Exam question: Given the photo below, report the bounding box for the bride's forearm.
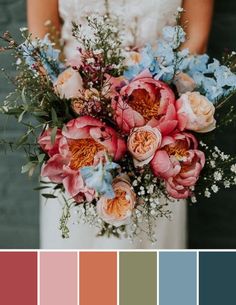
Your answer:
[181,0,214,54]
[27,0,61,39]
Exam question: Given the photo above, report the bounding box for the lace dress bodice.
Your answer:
[59,0,182,59]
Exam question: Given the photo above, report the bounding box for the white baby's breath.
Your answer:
[230,164,236,174]
[205,189,211,198]
[224,181,230,188]
[211,185,219,193]
[214,171,222,181]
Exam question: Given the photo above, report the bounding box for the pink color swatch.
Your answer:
[80,252,117,305]
[40,252,77,305]
[0,252,37,305]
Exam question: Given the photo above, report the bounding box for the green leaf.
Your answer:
[42,193,57,199]
[21,162,34,174]
[34,186,50,191]
[51,107,58,123]
[16,134,28,149]
[38,153,45,163]
[18,110,26,123]
[21,87,27,103]
[32,111,49,117]
[51,126,58,145]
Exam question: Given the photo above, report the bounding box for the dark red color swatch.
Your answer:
[0,252,37,305]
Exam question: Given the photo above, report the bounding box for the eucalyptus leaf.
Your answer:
[18,110,26,123]
[34,186,50,191]
[51,126,58,144]
[21,87,27,103]
[38,153,45,163]
[51,107,58,123]
[16,134,28,148]
[42,193,57,199]
[21,162,34,173]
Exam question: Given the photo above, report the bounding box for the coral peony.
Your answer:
[112,70,176,133]
[151,132,205,199]
[40,116,126,202]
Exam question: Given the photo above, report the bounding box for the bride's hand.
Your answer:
[181,0,214,54]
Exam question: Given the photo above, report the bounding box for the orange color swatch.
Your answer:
[80,252,117,305]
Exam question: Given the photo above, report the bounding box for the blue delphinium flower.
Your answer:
[19,34,65,82]
[162,25,186,49]
[183,54,236,102]
[124,64,141,80]
[80,160,120,199]
[214,65,236,88]
[124,25,188,82]
[202,77,224,101]
[187,54,209,74]
[124,44,160,80]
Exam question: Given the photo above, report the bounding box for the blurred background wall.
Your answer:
[0,0,39,248]
[188,0,236,249]
[0,0,235,248]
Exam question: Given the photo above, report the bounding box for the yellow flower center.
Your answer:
[129,89,160,122]
[105,190,130,218]
[68,138,105,170]
[165,141,189,161]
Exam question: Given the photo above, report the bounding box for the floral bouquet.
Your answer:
[1,12,236,241]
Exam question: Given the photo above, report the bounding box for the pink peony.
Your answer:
[54,67,83,99]
[97,175,136,227]
[62,116,127,161]
[151,132,205,199]
[38,129,62,157]
[165,150,205,199]
[112,70,176,133]
[128,125,162,167]
[176,92,216,133]
[40,116,126,202]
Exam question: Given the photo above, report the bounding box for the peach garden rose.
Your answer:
[176,91,216,133]
[54,67,83,99]
[128,125,162,167]
[97,175,136,227]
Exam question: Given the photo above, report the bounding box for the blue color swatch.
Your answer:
[159,252,197,305]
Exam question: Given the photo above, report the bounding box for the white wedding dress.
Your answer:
[40,0,187,249]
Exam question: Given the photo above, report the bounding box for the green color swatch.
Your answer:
[119,252,157,305]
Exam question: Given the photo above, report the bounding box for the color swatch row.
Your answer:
[0,251,235,305]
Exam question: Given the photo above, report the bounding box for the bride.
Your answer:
[27,0,214,249]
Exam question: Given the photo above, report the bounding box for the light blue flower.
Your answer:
[156,41,175,66]
[214,65,236,87]
[140,44,155,68]
[202,77,224,101]
[19,34,65,82]
[162,25,186,49]
[187,54,209,74]
[80,160,120,199]
[124,65,141,80]
[124,44,160,80]
[205,58,220,73]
